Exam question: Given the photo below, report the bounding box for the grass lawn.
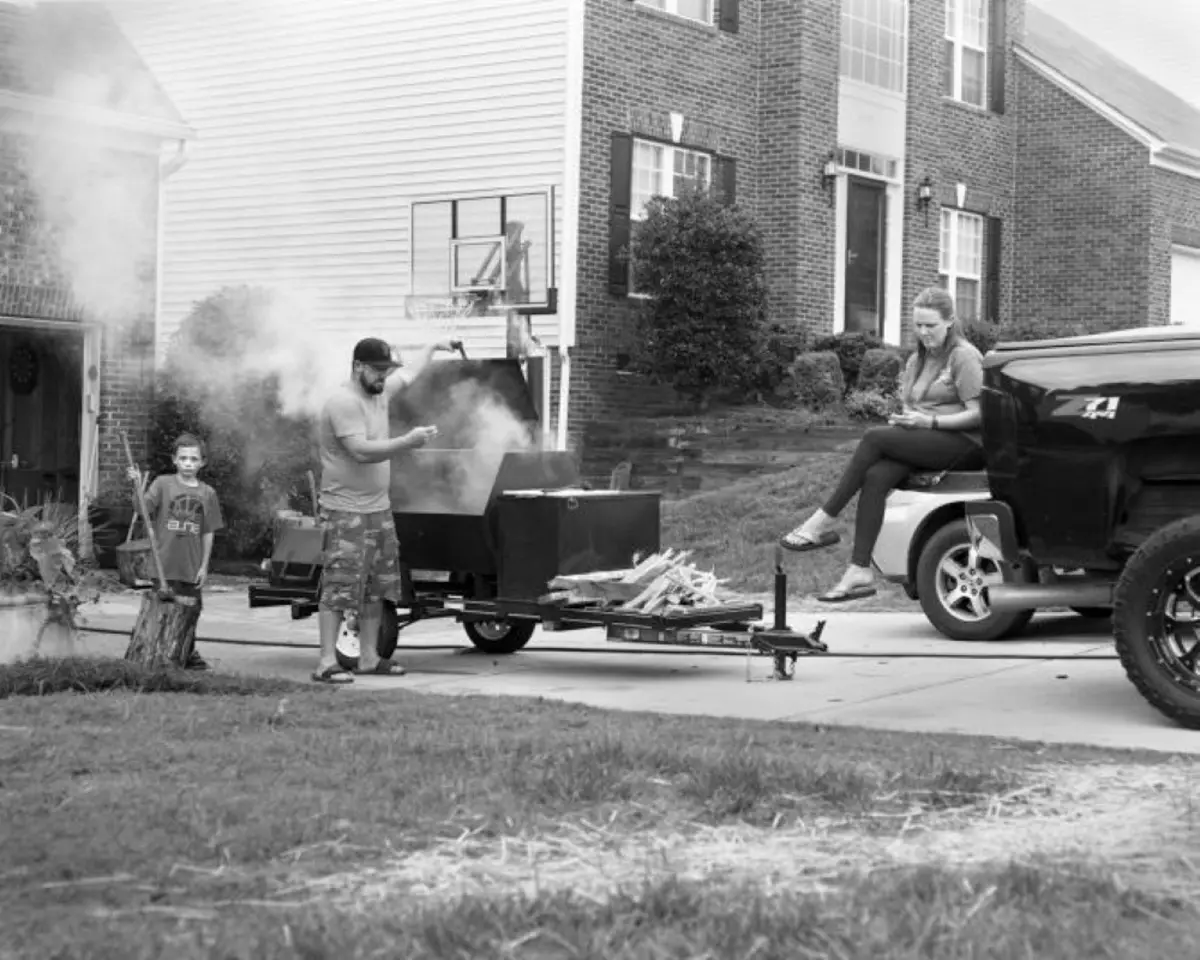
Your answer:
[661,452,914,610]
[4,660,1200,958]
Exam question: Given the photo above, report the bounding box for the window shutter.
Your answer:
[718,0,739,34]
[989,0,1007,113]
[609,132,634,297]
[986,216,1003,323]
[715,155,737,206]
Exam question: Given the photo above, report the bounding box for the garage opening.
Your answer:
[1170,244,1200,328]
[0,323,84,507]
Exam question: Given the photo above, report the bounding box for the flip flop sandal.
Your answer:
[779,530,841,553]
[358,659,407,677]
[817,584,878,604]
[311,666,354,684]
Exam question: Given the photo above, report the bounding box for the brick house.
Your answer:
[1014,6,1200,329]
[107,0,1198,455]
[0,1,189,528]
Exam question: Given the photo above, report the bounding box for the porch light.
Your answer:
[916,175,934,225]
[822,152,837,206]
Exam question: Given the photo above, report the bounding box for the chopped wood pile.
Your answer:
[543,549,732,614]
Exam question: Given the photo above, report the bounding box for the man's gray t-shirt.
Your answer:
[318,383,391,513]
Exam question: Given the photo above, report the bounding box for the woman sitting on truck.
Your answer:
[779,285,986,603]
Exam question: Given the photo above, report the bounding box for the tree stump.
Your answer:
[123,591,201,667]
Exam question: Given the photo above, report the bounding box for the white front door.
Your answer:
[1170,244,1200,328]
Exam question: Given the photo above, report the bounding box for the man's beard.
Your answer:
[358,371,385,395]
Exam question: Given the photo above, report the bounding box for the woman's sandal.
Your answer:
[357,658,407,677]
[312,666,354,684]
[779,529,841,553]
[817,583,878,603]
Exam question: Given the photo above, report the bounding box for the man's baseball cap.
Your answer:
[353,337,402,370]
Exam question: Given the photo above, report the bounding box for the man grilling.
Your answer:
[311,336,458,684]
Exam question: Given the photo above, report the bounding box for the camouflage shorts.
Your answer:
[318,510,403,613]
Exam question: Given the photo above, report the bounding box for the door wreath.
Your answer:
[9,340,39,395]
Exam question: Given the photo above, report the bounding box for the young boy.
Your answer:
[128,433,225,670]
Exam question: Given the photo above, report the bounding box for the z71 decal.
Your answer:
[1050,395,1122,421]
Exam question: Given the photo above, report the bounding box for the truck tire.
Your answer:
[915,519,1034,642]
[334,601,400,672]
[1113,517,1200,729]
[463,618,536,654]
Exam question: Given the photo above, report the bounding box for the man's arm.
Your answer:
[385,339,460,393]
[340,427,438,464]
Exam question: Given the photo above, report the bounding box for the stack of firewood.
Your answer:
[544,549,731,614]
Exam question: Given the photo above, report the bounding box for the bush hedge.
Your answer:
[809,331,884,392]
[844,388,900,423]
[856,348,903,396]
[785,351,844,410]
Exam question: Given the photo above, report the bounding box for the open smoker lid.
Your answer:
[388,358,540,447]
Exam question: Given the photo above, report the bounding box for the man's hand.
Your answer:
[196,567,208,588]
[403,425,439,448]
[126,465,143,486]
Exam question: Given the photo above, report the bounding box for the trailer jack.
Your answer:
[747,549,828,680]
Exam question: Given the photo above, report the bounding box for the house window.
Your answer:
[636,0,714,25]
[939,209,983,322]
[944,0,987,107]
[631,139,711,219]
[840,0,907,93]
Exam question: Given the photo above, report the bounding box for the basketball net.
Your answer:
[403,290,499,344]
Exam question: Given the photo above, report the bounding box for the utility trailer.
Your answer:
[249,358,827,679]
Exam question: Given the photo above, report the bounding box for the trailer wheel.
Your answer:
[334,601,400,672]
[463,618,535,655]
[1114,517,1200,729]
[915,519,1034,642]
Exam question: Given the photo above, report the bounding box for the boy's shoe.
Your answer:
[185,650,210,671]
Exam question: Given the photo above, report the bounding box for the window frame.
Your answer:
[839,0,908,95]
[635,0,715,27]
[938,208,985,323]
[628,137,714,296]
[944,0,989,108]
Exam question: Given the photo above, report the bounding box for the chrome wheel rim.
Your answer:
[935,542,1006,623]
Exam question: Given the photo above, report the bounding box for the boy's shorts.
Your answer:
[318,509,404,613]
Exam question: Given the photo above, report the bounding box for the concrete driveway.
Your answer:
[38,587,1197,756]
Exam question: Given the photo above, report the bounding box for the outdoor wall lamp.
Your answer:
[916,175,934,226]
[821,152,837,207]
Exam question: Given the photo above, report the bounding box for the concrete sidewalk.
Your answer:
[51,589,1199,756]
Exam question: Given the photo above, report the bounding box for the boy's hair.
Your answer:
[173,433,206,459]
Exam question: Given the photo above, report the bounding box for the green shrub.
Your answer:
[845,388,900,423]
[628,185,769,406]
[752,319,810,398]
[856,348,903,396]
[809,331,884,392]
[785,351,844,410]
[150,286,319,561]
[959,318,1121,355]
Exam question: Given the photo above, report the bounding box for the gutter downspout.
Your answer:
[557,0,584,452]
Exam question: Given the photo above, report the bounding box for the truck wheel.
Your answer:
[915,519,1034,642]
[334,602,400,671]
[463,619,536,654]
[1113,517,1200,729]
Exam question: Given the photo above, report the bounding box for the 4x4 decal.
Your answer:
[1050,395,1122,421]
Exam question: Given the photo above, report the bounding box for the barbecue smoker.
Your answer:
[249,358,826,677]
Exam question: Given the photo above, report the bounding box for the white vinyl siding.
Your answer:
[108,0,568,358]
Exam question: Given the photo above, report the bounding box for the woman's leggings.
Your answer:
[822,427,985,567]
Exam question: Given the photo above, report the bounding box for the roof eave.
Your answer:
[1151,144,1200,180]
[1014,46,1160,150]
[0,87,195,141]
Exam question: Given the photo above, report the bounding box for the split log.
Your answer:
[123,591,201,668]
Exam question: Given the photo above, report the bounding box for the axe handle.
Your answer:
[120,431,170,594]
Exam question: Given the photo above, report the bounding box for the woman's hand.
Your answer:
[888,410,936,430]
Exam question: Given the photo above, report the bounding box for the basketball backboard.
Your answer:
[408,186,556,317]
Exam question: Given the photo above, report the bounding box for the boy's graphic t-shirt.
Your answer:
[143,475,224,583]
